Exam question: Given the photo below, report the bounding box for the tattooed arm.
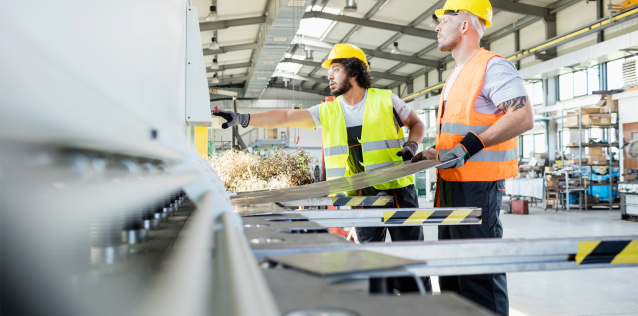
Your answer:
[479,96,535,147]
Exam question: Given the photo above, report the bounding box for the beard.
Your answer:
[330,78,353,96]
[438,31,461,52]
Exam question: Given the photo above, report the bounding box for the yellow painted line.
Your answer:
[345,196,366,206]
[611,240,638,264]
[372,197,393,206]
[401,83,445,101]
[403,210,435,224]
[441,210,472,224]
[575,241,601,265]
[383,211,397,222]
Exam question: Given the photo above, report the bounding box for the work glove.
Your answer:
[397,141,418,162]
[212,107,250,129]
[411,147,436,163]
[438,131,485,169]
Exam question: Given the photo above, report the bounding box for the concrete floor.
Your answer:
[418,198,638,316]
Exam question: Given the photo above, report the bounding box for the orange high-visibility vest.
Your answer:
[436,48,518,182]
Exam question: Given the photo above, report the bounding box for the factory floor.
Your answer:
[417,198,638,316]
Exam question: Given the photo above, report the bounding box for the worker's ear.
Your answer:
[460,20,470,35]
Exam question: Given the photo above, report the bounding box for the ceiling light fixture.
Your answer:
[391,42,401,54]
[208,37,219,50]
[429,14,439,29]
[210,58,219,69]
[211,73,219,84]
[305,49,313,60]
[206,5,219,22]
[344,0,357,12]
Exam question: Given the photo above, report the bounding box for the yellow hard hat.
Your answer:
[434,0,493,28]
[321,43,369,69]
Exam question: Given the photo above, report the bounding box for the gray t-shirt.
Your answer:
[444,57,526,114]
[307,90,411,129]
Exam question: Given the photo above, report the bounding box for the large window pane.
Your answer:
[522,135,534,158]
[534,133,546,154]
[525,84,534,105]
[534,82,544,105]
[587,66,600,94]
[573,70,587,97]
[559,73,574,100]
[607,59,624,90]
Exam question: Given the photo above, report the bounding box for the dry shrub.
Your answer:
[209,149,314,192]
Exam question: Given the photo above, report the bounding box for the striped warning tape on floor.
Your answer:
[331,196,394,207]
[575,240,638,265]
[382,209,481,224]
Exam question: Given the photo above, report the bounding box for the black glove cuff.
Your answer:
[460,131,485,158]
[240,114,250,128]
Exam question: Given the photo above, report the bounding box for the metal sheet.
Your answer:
[268,250,424,276]
[271,208,482,227]
[231,159,452,207]
[278,196,394,207]
[253,235,638,277]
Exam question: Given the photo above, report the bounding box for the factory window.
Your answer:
[524,81,544,105]
[520,133,545,158]
[558,66,599,100]
[607,59,624,90]
[265,128,277,139]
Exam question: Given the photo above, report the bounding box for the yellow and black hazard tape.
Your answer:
[382,209,481,224]
[331,196,394,207]
[575,240,638,265]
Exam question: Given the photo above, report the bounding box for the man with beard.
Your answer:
[411,0,534,314]
[213,43,430,293]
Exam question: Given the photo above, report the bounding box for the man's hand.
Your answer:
[438,131,485,169]
[397,141,418,161]
[410,147,436,163]
[212,108,250,129]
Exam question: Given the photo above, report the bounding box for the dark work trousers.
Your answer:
[355,184,432,294]
[437,177,509,316]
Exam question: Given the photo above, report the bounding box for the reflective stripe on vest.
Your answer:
[441,122,491,136]
[324,145,348,156]
[439,148,518,162]
[361,139,404,152]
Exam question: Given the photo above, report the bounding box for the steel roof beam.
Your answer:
[281,58,410,82]
[203,43,258,56]
[302,11,438,40]
[298,38,440,67]
[199,16,267,31]
[206,62,252,73]
[490,0,550,17]
[268,82,329,96]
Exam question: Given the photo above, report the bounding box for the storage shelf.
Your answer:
[566,124,618,129]
[564,143,619,148]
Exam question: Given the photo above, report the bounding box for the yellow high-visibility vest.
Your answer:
[320,88,414,190]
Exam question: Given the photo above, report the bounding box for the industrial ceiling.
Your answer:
[196,0,583,98]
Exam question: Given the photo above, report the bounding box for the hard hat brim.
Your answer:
[433,9,492,28]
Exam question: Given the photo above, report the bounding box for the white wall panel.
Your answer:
[491,33,516,58]
[520,20,546,49]
[557,33,597,56]
[414,75,426,92]
[428,70,439,85]
[605,18,638,40]
[556,1,597,34]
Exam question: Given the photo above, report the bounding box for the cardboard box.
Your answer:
[564,158,587,165]
[575,107,603,114]
[565,114,611,127]
[588,147,603,156]
[586,155,607,165]
[545,166,555,172]
[599,94,618,113]
[511,200,529,215]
